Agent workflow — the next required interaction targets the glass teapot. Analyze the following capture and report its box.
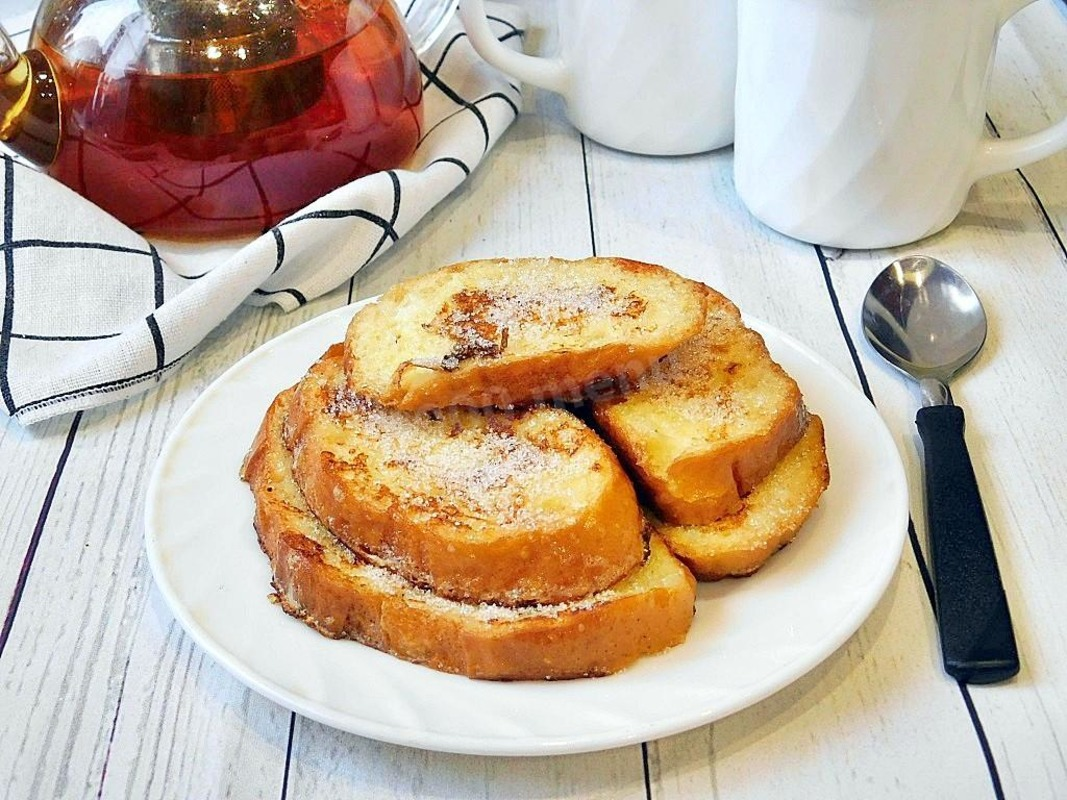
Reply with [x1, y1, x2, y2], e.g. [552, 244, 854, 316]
[0, 0, 454, 240]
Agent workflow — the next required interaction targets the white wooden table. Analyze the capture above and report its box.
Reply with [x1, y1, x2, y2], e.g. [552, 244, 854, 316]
[3, 1, 1067, 797]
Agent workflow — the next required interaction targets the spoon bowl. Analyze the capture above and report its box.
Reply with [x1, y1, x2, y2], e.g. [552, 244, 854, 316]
[862, 255, 988, 383]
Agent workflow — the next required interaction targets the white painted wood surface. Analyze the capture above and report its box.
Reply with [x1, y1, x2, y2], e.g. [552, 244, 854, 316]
[2, 1, 1066, 798]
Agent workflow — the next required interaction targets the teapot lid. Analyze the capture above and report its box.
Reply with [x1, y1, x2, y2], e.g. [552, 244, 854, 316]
[33, 0, 365, 75]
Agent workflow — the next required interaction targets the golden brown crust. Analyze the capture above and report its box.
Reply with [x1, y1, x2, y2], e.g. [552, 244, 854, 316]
[244, 389, 697, 680]
[592, 285, 809, 525]
[343, 257, 707, 411]
[652, 415, 830, 580]
[239, 260, 835, 679]
[284, 346, 645, 606]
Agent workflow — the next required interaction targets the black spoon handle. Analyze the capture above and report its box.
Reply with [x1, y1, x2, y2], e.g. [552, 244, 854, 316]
[915, 404, 1019, 684]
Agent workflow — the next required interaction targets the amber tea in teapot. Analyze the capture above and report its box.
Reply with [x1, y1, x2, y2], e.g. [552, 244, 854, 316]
[0, 0, 450, 240]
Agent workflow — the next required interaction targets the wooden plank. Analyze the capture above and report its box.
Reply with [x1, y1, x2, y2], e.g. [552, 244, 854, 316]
[95, 605, 291, 800]
[288, 717, 647, 800]
[580, 114, 1013, 797]
[0, 415, 72, 641]
[811, 163, 1067, 798]
[0, 289, 345, 800]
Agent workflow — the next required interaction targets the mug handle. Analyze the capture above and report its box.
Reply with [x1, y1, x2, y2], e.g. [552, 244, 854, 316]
[972, 0, 1067, 179]
[457, 0, 567, 92]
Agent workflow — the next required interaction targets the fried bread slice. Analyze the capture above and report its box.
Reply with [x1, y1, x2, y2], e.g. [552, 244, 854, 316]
[343, 257, 707, 410]
[651, 415, 829, 580]
[285, 345, 645, 606]
[243, 388, 697, 680]
[592, 285, 808, 525]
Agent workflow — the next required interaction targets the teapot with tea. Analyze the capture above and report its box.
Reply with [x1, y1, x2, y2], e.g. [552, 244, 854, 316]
[0, 0, 455, 239]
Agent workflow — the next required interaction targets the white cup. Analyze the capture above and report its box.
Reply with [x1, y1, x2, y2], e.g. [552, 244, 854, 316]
[733, 0, 1067, 249]
[458, 0, 736, 155]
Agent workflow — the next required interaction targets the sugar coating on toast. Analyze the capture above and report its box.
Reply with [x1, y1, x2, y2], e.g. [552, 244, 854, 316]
[285, 346, 645, 606]
[652, 415, 830, 580]
[321, 390, 591, 529]
[239, 261, 833, 679]
[343, 257, 707, 410]
[592, 286, 808, 525]
[422, 279, 646, 367]
[243, 388, 697, 680]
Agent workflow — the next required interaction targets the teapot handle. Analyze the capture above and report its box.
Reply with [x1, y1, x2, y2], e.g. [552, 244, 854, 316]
[971, 0, 1067, 180]
[405, 0, 459, 56]
[0, 24, 20, 70]
[0, 23, 61, 167]
[458, 0, 567, 92]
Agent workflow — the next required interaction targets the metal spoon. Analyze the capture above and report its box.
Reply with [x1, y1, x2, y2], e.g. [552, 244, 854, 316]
[862, 255, 1019, 684]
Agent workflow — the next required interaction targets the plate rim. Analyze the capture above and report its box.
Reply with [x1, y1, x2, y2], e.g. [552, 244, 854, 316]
[144, 301, 909, 757]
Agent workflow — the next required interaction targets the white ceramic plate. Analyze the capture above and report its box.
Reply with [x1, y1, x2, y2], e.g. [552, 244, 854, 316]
[144, 301, 908, 757]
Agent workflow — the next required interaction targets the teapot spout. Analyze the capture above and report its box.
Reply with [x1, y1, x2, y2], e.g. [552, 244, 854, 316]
[0, 25, 61, 167]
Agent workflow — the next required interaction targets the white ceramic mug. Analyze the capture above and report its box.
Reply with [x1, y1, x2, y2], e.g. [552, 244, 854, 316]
[458, 0, 736, 155]
[733, 0, 1067, 249]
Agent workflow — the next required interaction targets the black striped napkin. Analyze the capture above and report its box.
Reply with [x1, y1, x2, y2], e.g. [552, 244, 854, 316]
[0, 3, 523, 424]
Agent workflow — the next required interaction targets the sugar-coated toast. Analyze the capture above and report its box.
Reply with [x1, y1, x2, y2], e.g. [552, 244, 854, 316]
[592, 285, 808, 525]
[284, 345, 645, 606]
[651, 415, 829, 580]
[343, 257, 707, 410]
[243, 388, 697, 680]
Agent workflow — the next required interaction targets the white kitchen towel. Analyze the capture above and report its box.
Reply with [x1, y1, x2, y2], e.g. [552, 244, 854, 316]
[0, 4, 523, 424]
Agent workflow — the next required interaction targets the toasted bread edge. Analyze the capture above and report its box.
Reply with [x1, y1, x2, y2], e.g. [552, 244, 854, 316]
[653, 415, 830, 581]
[245, 388, 697, 680]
